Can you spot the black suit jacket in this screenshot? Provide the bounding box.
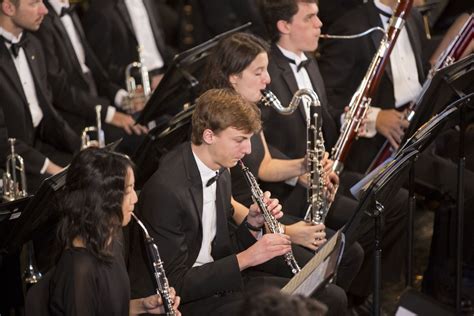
[318,1,428,172]
[35,1,121,131]
[81,0,172,87]
[0,34,79,174]
[128,142,255,304]
[260,44,339,201]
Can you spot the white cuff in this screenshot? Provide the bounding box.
[40,158,50,174]
[105,106,116,123]
[285,176,298,187]
[358,106,381,138]
[114,89,128,108]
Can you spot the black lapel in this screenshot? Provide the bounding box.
[46,6,84,77]
[212,168,232,258]
[116,0,136,40]
[0,43,28,104]
[183,143,204,221]
[405,14,425,83]
[367,2,393,82]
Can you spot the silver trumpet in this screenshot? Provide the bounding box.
[131,213,175,316]
[238,160,301,275]
[1,138,42,284]
[2,138,27,201]
[124,45,151,113]
[81,105,105,149]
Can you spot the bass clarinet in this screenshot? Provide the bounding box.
[131,213,175,315]
[238,160,301,275]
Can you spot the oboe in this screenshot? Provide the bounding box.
[238,160,301,275]
[131,213,175,315]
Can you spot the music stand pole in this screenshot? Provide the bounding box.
[406,162,416,287]
[371,200,384,316]
[455,96,467,314]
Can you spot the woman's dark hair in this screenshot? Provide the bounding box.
[56,148,134,263]
[202,32,270,91]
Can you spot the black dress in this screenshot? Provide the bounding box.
[49,247,130,316]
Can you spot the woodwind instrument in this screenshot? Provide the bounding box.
[366,14,473,173]
[330,0,414,175]
[238,160,301,275]
[131,213,175,315]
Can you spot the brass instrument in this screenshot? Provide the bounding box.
[131,213,175,315]
[2,138,27,201]
[81,105,105,149]
[124,45,151,113]
[1,138,42,284]
[239,160,301,275]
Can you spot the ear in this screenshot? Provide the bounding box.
[228,74,239,87]
[276,19,291,35]
[2,0,16,17]
[202,129,214,145]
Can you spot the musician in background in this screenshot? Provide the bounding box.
[318,0,474,308]
[0,0,80,192]
[259,0,409,310]
[35,0,147,155]
[45,148,180,315]
[81,0,174,90]
[128,89,313,315]
[318,0,428,173]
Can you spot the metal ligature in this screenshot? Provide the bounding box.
[239,160,301,275]
[125,45,151,113]
[81,105,105,149]
[131,213,175,316]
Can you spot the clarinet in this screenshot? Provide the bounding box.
[238,160,301,275]
[131,213,175,315]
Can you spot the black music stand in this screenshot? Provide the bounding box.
[133,104,194,188]
[137,22,251,126]
[401,54,473,144]
[346,148,420,316]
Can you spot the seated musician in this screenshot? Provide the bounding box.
[47,148,180,315]
[0,0,80,192]
[128,89,349,315]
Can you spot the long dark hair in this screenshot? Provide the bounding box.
[202,32,270,91]
[56,148,134,263]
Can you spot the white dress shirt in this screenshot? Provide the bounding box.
[192,152,218,267]
[124,0,164,71]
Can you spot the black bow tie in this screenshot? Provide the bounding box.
[60,4,76,17]
[284,56,310,72]
[206,171,220,187]
[1,34,28,58]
